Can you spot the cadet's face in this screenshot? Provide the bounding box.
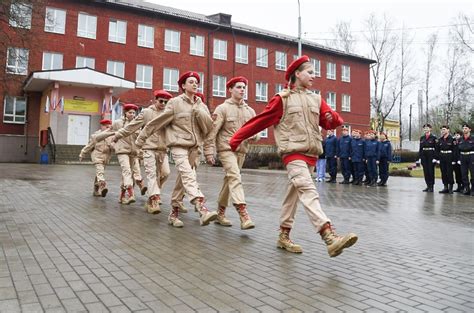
[125,110,136,121]
[463,126,471,134]
[441,128,448,135]
[423,126,431,133]
[380,134,386,140]
[183,77,198,94]
[155,97,168,110]
[295,64,315,88]
[454,134,461,139]
[327,130,333,137]
[100,124,109,131]
[230,82,246,100]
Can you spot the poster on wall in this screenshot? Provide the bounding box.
[64,99,99,113]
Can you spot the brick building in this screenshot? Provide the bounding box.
[0,0,375,162]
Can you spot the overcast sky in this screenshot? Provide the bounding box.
[145,0,473,118]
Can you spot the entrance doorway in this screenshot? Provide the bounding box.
[67,114,90,145]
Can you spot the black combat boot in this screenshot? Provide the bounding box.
[453,184,463,192]
[439,184,449,194]
[448,184,453,194]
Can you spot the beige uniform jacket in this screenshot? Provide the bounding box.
[204,98,256,156]
[114,105,166,151]
[111,118,140,155]
[79,130,114,164]
[136,94,212,150]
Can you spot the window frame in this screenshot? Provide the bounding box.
[259,128,268,139]
[108,19,127,44]
[341,94,351,112]
[44,7,66,34]
[256,81,268,102]
[311,58,321,77]
[163,68,179,92]
[212,75,227,97]
[9,2,32,29]
[138,24,154,48]
[76,56,95,69]
[235,43,248,64]
[3,96,27,124]
[42,52,63,70]
[77,12,97,39]
[326,92,336,110]
[275,51,287,71]
[213,39,227,60]
[256,47,268,67]
[190,34,205,56]
[106,60,125,78]
[326,62,336,80]
[164,29,181,52]
[136,64,153,89]
[341,64,351,82]
[6,47,29,75]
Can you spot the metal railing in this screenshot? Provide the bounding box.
[47,127,56,164]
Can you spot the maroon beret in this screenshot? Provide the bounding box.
[123,103,138,111]
[226,76,248,89]
[285,55,310,81]
[99,119,112,125]
[153,90,173,99]
[178,71,200,88]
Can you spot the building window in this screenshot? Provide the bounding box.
[76,56,95,69]
[213,39,227,60]
[259,128,268,138]
[45,7,66,34]
[9,2,32,29]
[197,72,204,93]
[163,68,179,92]
[3,96,26,124]
[326,92,336,110]
[42,52,63,70]
[138,24,154,48]
[311,58,321,77]
[106,60,125,78]
[164,29,180,52]
[342,94,351,112]
[108,19,127,44]
[6,47,28,75]
[213,75,226,97]
[77,12,97,39]
[341,65,351,82]
[190,34,204,56]
[275,51,287,71]
[275,84,284,93]
[235,43,248,64]
[256,82,268,101]
[256,48,268,67]
[327,62,336,80]
[136,65,153,89]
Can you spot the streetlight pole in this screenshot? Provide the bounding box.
[297,0,302,57]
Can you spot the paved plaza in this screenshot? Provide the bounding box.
[0,163,473,312]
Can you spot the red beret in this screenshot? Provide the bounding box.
[123,103,138,111]
[99,119,112,125]
[195,92,205,102]
[285,55,310,81]
[226,76,248,89]
[178,71,200,88]
[352,129,361,134]
[153,90,173,99]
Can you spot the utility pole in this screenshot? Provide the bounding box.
[409,103,413,141]
[297,0,302,57]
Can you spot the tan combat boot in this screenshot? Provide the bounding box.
[145,195,161,214]
[214,206,232,226]
[176,202,188,213]
[122,186,136,205]
[98,181,108,197]
[118,187,126,203]
[93,183,101,197]
[136,180,147,196]
[320,223,358,257]
[236,204,255,230]
[194,197,217,226]
[168,206,184,228]
[277,227,303,253]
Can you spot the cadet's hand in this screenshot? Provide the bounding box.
[452,161,456,165]
[206,155,215,165]
[325,112,333,122]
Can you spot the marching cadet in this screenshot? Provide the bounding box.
[457,124,474,196]
[436,125,457,194]
[453,131,464,192]
[378,132,392,186]
[337,125,352,184]
[349,129,365,185]
[79,119,114,197]
[325,129,338,183]
[136,71,218,227]
[112,104,146,204]
[204,76,256,229]
[109,90,173,214]
[419,123,438,192]
[364,130,380,187]
[230,55,358,257]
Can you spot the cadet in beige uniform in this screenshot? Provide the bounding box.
[109,90,173,214]
[112,104,146,205]
[204,76,256,229]
[79,119,114,197]
[136,71,217,227]
[230,56,358,257]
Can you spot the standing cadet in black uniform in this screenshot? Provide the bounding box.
[419,124,438,192]
[453,131,464,192]
[436,125,457,194]
[458,124,474,196]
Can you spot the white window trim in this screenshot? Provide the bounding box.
[42,52,63,70]
[311,58,321,77]
[197,72,205,93]
[275,51,287,71]
[327,92,336,110]
[106,60,125,78]
[9,2,32,29]
[77,12,97,39]
[342,94,351,112]
[327,62,336,80]
[256,48,268,68]
[163,68,179,92]
[275,84,284,94]
[45,7,66,34]
[136,64,153,89]
[213,75,226,97]
[138,24,154,48]
[76,56,95,69]
[256,82,268,102]
[108,19,127,44]
[235,43,248,64]
[341,65,351,82]
[190,34,205,56]
[164,29,181,52]
[213,39,227,60]
[259,128,268,138]
[6,47,29,75]
[3,96,27,124]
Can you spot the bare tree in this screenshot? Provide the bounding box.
[453,13,473,53]
[327,21,357,53]
[423,33,437,124]
[363,13,399,132]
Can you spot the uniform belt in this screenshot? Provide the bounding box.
[440,150,452,154]
[422,148,435,150]
[460,151,474,155]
